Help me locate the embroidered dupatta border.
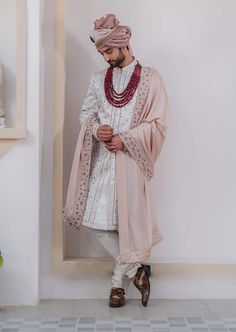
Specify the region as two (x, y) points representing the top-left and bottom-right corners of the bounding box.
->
(119, 66), (154, 181)
(62, 117), (96, 230)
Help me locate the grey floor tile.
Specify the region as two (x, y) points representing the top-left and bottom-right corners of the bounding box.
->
(1, 300), (236, 332)
(18, 329), (39, 332)
(38, 327), (57, 332)
(77, 328), (95, 332)
(151, 329), (171, 332)
(150, 319), (168, 324)
(39, 300), (76, 307)
(204, 300), (236, 318)
(186, 317), (205, 324)
(224, 318), (236, 323)
(114, 328), (132, 332)
(170, 327), (190, 331)
(78, 317), (95, 324)
(59, 323), (77, 328)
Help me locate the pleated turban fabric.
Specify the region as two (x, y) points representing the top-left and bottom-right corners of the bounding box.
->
(91, 14), (132, 51)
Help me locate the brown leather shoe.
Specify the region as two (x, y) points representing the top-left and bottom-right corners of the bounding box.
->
(109, 287), (126, 307)
(133, 264), (151, 306)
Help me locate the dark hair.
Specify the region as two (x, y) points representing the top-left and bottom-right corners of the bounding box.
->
(90, 36), (95, 43)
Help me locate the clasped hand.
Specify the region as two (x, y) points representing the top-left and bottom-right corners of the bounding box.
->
(97, 124), (124, 153)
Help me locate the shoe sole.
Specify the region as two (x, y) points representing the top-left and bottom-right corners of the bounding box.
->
(142, 265), (151, 306)
(142, 277), (150, 306)
(109, 302), (126, 308)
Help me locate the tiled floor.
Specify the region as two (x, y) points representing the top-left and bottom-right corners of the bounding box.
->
(0, 299), (236, 331)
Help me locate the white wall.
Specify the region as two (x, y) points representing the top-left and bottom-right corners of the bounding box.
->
(0, 0), (41, 305)
(39, 0), (236, 301)
(63, 0), (236, 263)
(0, 0), (16, 127)
(1, 0), (236, 305)
(38, 0), (54, 304)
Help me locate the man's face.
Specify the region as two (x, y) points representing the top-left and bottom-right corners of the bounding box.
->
(98, 47), (125, 68)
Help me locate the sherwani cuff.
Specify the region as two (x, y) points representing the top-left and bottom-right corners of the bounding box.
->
(92, 122), (100, 141)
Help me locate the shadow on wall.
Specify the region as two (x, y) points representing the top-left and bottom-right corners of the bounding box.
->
(63, 32), (111, 261)
(0, 62), (16, 128)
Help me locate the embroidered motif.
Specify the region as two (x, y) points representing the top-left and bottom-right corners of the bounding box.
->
(120, 67), (154, 181)
(63, 62), (154, 230)
(130, 67), (153, 127)
(119, 130), (153, 181)
(62, 117), (97, 229)
(80, 62), (138, 229)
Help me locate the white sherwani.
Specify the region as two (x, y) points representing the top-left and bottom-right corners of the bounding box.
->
(80, 58), (139, 230)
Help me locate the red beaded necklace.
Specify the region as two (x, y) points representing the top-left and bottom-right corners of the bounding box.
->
(104, 61), (142, 108)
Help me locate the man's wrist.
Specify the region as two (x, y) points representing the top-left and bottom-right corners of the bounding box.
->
(92, 123), (100, 140)
(117, 134), (127, 152)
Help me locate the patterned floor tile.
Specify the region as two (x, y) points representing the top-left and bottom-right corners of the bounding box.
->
(0, 315), (235, 332)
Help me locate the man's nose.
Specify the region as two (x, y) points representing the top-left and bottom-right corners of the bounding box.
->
(103, 54), (110, 62)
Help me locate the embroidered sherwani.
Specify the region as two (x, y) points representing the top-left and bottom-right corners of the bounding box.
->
(80, 58), (139, 230)
(63, 61), (169, 263)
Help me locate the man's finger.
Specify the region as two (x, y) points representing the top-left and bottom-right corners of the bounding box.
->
(100, 130), (113, 135)
(100, 132), (113, 136)
(100, 127), (113, 132)
(106, 146), (114, 150)
(100, 136), (113, 141)
(106, 144), (118, 149)
(99, 134), (113, 139)
(102, 124), (113, 129)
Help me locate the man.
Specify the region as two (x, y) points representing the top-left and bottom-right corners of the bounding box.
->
(63, 14), (169, 307)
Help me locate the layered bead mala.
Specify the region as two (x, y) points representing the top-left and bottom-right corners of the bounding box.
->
(104, 62), (142, 108)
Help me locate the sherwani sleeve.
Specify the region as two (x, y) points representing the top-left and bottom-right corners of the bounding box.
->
(79, 74), (100, 140)
(118, 70), (169, 181)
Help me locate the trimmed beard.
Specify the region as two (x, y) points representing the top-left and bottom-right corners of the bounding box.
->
(109, 48), (125, 68)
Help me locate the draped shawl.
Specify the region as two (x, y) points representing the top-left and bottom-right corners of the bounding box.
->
(62, 66), (169, 263)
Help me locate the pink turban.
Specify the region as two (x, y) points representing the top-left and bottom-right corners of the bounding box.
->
(91, 14), (132, 51)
